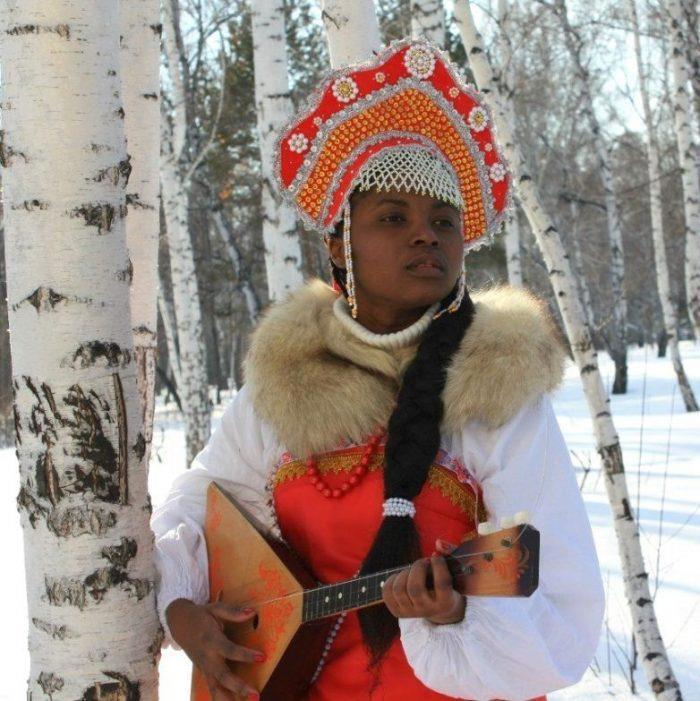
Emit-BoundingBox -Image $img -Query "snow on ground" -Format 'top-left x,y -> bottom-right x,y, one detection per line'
1,342 -> 698,700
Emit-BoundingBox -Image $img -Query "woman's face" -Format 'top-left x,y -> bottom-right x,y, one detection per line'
326,188 -> 464,314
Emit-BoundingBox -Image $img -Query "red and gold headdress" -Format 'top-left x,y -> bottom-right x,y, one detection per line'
275,37 -> 512,250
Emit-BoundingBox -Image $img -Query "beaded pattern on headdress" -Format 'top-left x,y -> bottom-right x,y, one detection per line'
274,37 -> 512,251
355,145 -> 463,210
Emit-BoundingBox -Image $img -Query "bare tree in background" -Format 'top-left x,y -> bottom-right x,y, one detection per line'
547,0 -> 629,393
410,0 -> 445,45
251,0 -> 305,301
667,0 -> 700,340
629,0 -> 698,411
453,2 -> 682,697
121,0 -> 162,465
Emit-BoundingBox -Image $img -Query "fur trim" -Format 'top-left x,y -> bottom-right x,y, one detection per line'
244,279 -> 567,457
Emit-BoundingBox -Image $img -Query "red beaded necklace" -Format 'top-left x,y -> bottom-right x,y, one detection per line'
306,429 -> 385,499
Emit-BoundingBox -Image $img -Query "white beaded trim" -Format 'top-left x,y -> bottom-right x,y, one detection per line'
382,497 -> 416,518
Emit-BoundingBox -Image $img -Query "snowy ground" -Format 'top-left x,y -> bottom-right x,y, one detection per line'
2,342 -> 698,700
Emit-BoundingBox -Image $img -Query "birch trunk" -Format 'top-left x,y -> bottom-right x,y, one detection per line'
497,0 -> 523,286
567,199 -> 596,333
667,0 -> 700,339
121,0 -> 161,464
161,0 -> 211,464
552,0 -> 628,393
0,2 -> 160,698
410,0 -> 446,46
452,2 -> 682,697
158,279 -> 182,390
251,0 -> 305,302
210,208 -> 261,323
320,0 -> 382,67
680,0 -> 700,135
630,0 -> 698,412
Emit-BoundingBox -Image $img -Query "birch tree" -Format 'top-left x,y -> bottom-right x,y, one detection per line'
161,0 -> 214,464
667,0 -> 700,339
251,0 -> 305,302
452,2 -> 682,697
548,0 -> 629,393
0,1 -> 160,698
629,0 -> 698,412
496,0 -> 523,286
410,0 -> 445,46
121,0 -> 162,465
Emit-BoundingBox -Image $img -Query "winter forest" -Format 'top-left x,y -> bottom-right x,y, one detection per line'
0,0 -> 699,699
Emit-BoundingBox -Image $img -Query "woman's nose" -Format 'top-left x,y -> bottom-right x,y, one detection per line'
411,223 -> 440,246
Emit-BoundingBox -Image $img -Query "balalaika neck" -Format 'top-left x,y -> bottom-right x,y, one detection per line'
301,571 -> 392,622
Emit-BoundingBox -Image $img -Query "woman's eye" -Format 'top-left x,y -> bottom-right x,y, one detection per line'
380,213 -> 405,223
434,219 -> 455,228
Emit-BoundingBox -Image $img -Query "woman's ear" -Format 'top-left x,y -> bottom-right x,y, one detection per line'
325,234 -> 346,269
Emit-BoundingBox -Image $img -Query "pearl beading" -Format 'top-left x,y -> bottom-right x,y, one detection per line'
382,497 -> 416,518
309,610 -> 349,685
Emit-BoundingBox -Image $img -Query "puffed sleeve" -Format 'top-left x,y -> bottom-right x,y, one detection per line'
150,384 -> 274,648
398,393 -> 604,700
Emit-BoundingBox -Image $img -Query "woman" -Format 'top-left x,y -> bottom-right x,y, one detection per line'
152,39 -> 604,701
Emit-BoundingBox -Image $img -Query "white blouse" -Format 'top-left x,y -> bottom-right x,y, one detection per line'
150,380 -> 604,701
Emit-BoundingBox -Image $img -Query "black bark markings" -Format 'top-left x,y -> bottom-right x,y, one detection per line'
94,156 -> 132,188
37,671 -> 64,697
70,202 -> 118,234
45,539 -> 152,609
11,198 -> 49,211
132,432 -> 146,461
64,341 -> 132,370
6,24 -> 70,39
16,286 -> 67,313
79,671 -> 140,701
17,485 -> 49,528
32,617 -> 69,640
150,23 -> 163,36
142,92 -> 158,100
115,258 -> 134,283
0,129 -> 28,166
113,374 -> 129,505
126,193 -> 155,210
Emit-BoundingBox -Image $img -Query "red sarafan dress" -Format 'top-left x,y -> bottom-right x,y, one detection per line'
273,438 -> 545,701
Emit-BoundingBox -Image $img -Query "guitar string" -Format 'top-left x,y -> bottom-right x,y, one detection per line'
226,398 -> 551,615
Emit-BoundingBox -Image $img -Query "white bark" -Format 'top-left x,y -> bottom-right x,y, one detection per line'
210,209 -> 261,323
251,0 -> 305,302
320,0 -> 382,67
567,199 -> 596,333
552,0 -> 628,391
496,0 -> 523,286
630,0 -> 698,412
161,0 -> 211,464
411,0 -> 446,46
452,3 -> 682,698
157,279 -> 182,390
0,2 -> 159,698
120,0 -> 161,463
667,0 -> 700,339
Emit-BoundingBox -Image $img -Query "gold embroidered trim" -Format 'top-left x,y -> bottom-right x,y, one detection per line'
273,452 -> 486,519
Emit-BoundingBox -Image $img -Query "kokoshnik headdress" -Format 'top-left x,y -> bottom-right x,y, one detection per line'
275,38 -> 512,319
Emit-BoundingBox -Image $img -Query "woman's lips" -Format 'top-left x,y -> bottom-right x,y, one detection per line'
406,256 -> 445,277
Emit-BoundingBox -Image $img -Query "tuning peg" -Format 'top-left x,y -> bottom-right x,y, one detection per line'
477,521 -> 495,535
499,516 -> 515,529
514,510 -> 530,525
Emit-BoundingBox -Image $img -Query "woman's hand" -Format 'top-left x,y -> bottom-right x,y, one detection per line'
381,539 -> 465,625
166,598 -> 264,700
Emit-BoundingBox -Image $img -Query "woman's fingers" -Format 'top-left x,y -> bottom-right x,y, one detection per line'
213,632 -> 266,665
435,538 -> 457,555
207,602 -> 257,624
405,558 -> 432,607
430,555 -> 455,605
206,659 -> 258,699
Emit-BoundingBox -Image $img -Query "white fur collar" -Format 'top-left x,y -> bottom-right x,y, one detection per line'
243,279 -> 567,457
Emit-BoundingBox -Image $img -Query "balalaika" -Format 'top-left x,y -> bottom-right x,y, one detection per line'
191,482 -> 540,700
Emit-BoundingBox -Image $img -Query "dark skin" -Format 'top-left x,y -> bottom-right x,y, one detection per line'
166,189 -> 465,699
327,188 -> 465,624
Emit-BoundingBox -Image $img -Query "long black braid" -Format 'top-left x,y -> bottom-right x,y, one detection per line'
328,213 -> 476,666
